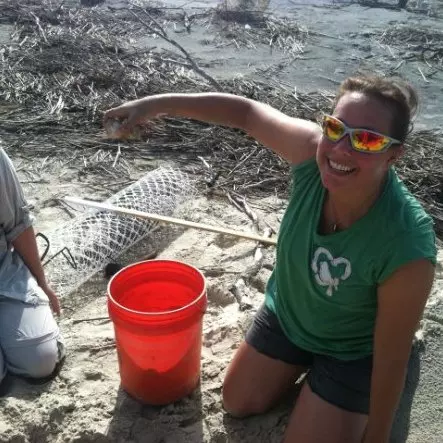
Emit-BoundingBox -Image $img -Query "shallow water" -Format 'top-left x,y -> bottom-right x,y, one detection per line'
1,0 -> 442,127
164,0 -> 443,128
0,24 -> 13,44
112,0 -> 443,128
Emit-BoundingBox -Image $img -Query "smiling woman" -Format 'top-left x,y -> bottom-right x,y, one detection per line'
103,74 -> 436,443
316,76 -> 418,233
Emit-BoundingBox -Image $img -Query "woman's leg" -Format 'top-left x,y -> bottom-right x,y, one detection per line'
284,383 -> 367,443
0,292 -> 64,379
222,305 -> 312,417
223,342 -> 305,417
5,336 -> 60,379
283,353 -> 372,443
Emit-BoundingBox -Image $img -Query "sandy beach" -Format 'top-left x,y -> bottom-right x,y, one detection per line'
0,0 -> 442,442
0,181 -> 442,443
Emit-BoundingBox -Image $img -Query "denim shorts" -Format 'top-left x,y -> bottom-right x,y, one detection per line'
245,304 -> 372,414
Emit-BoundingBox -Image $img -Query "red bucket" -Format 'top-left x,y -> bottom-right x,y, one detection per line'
107,260 -> 207,405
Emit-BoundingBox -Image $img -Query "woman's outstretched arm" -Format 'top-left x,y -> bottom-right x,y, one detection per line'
104,92 -> 321,166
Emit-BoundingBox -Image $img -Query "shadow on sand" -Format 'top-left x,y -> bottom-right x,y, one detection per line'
106,384 -> 204,442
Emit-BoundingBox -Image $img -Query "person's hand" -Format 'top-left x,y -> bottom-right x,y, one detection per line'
103,99 -> 159,139
41,283 -> 62,317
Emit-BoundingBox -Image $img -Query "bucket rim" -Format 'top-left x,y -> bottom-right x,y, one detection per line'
107,259 -> 207,316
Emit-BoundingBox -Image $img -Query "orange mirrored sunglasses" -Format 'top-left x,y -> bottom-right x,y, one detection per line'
321,115 -> 401,153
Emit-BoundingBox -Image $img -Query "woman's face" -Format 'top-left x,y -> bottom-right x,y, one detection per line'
316,92 -> 403,197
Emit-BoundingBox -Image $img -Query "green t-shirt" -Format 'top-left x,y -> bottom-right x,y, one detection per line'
265,158 -> 437,360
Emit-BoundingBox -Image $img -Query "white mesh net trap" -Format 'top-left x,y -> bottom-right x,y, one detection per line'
37,167 -> 196,298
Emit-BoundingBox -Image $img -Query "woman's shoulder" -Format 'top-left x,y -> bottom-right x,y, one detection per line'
373,170 -> 437,283
387,169 -> 434,231
288,157 -> 322,199
291,156 -> 320,180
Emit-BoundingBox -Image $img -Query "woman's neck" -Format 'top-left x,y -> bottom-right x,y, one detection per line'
329,192 -> 376,230
326,177 -> 387,231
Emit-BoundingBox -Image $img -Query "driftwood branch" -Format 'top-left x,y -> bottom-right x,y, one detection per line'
73,316 -> 110,324
230,227 -> 273,311
128,5 -> 223,91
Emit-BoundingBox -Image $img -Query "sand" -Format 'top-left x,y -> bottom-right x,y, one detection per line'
0,164 -> 442,442
0,1 -> 442,440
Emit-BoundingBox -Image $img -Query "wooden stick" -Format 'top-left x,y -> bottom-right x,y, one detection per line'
73,316 -> 110,324
64,196 -> 278,246
418,66 -> 430,84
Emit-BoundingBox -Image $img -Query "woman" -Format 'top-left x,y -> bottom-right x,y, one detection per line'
104,75 -> 437,443
0,145 -> 64,387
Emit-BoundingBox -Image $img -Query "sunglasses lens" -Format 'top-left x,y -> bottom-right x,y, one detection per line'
323,116 -> 345,141
352,130 -> 390,152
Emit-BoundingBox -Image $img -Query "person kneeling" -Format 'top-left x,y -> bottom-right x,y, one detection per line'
0,145 -> 65,387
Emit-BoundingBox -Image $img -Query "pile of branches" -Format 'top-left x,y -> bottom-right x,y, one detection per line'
215,13 -> 308,58
398,129 -> 443,234
405,0 -> 439,16
0,0 -> 326,193
212,12 -> 308,57
378,25 -> 443,68
0,0 -> 442,235
379,26 -> 443,46
215,0 -> 270,23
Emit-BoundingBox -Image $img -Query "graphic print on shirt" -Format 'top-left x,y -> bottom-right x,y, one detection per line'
311,247 -> 352,296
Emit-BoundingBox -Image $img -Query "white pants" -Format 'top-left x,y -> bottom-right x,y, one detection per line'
0,290 -> 65,383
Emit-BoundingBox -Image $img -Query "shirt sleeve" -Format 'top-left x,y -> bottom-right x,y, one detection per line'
376,226 -> 437,284
0,147 -> 34,242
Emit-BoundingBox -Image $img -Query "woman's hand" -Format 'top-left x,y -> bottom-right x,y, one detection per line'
41,283 -> 62,317
103,98 -> 161,139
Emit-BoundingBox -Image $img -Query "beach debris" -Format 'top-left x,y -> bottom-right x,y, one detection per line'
72,316 -> 110,324
346,0 -> 437,15
213,11 -> 308,57
378,24 -> 443,69
227,195 -> 274,310
127,4 -> 223,91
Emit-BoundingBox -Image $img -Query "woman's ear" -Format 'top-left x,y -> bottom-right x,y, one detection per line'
388,145 -> 404,165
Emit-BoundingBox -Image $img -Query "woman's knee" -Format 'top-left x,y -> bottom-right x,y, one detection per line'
222,343 -> 285,417
222,376 -> 270,417
221,341 -> 303,417
5,339 -> 59,379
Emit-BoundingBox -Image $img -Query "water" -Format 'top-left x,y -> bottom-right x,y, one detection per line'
0,24 -> 13,44
2,0 -> 443,127
145,0 -> 443,128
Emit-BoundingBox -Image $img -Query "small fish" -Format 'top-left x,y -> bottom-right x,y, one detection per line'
104,118 -> 141,141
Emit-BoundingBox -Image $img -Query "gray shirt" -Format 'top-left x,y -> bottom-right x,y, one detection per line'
0,146 -> 41,304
